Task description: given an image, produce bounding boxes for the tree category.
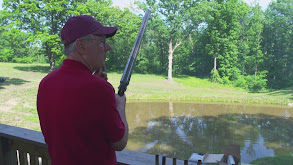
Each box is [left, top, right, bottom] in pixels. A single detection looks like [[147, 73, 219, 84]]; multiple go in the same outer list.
[[135, 10, 169, 74], [246, 4, 264, 89], [1, 0, 115, 69], [0, 26, 32, 63], [1, 0, 74, 69], [205, 0, 244, 82], [139, 0, 209, 82], [0, 8, 33, 63], [262, 0, 293, 88]]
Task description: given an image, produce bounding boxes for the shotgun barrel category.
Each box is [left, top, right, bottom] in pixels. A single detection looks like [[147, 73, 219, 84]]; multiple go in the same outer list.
[[118, 9, 151, 96]]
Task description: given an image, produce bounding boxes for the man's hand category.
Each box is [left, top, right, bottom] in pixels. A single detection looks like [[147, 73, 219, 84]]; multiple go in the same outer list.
[[112, 93, 128, 151], [93, 67, 108, 81], [115, 93, 126, 111]]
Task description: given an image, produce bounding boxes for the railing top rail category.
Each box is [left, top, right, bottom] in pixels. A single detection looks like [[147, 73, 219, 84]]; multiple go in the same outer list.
[[0, 123, 188, 165], [0, 123, 47, 148]]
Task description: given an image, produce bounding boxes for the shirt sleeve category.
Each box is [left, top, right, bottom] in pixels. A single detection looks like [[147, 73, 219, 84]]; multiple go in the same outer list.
[[93, 82, 126, 143]]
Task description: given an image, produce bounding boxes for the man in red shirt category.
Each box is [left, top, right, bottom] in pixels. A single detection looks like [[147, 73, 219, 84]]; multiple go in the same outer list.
[[37, 15, 128, 165]]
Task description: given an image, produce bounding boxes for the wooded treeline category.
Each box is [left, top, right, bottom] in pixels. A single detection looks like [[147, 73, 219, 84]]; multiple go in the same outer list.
[[0, 0, 292, 90]]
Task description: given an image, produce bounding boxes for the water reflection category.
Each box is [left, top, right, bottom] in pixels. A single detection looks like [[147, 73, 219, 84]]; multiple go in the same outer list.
[[125, 102, 293, 163], [241, 135, 274, 163]]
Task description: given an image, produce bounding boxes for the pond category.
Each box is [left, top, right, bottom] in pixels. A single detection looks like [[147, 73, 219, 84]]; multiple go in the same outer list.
[[125, 101, 293, 164]]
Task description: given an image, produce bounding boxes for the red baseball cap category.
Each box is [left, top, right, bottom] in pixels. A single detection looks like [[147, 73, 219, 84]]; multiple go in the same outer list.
[[61, 15, 117, 45]]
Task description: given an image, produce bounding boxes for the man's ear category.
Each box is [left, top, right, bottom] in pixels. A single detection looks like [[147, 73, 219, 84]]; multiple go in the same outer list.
[[75, 39, 86, 54]]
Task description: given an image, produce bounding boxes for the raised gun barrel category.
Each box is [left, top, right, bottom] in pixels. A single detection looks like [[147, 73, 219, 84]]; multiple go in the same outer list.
[[118, 9, 151, 96]]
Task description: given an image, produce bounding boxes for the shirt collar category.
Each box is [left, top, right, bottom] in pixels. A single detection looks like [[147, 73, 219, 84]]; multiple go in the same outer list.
[[61, 59, 92, 73]]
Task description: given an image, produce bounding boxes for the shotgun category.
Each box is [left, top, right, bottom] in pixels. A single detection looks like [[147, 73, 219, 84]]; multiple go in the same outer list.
[[118, 9, 151, 96]]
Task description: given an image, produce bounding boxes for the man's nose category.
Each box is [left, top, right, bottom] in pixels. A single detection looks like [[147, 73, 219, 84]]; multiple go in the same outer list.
[[105, 42, 112, 51]]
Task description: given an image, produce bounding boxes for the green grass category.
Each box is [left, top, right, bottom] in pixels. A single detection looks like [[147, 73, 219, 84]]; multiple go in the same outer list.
[[0, 62, 292, 131], [251, 154, 293, 165], [109, 73, 292, 105]]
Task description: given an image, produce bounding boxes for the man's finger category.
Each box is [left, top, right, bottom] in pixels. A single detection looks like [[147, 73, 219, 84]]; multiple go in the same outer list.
[[102, 66, 106, 72], [102, 71, 108, 80], [97, 71, 108, 81]]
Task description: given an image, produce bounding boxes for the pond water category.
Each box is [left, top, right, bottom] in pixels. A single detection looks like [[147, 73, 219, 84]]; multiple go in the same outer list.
[[125, 101, 293, 163]]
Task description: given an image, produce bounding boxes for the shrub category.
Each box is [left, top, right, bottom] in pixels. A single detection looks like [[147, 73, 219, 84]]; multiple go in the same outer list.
[[233, 75, 248, 89], [0, 48, 13, 62], [245, 71, 268, 91], [210, 69, 223, 84], [12, 57, 34, 63]]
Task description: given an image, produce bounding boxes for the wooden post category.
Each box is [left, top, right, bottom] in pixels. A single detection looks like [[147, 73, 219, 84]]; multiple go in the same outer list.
[[19, 150, 28, 165], [0, 137, 17, 165], [29, 153, 39, 165], [184, 160, 188, 165], [42, 157, 49, 165], [0, 137, 4, 165], [162, 156, 166, 165], [173, 158, 176, 165], [155, 155, 159, 165]]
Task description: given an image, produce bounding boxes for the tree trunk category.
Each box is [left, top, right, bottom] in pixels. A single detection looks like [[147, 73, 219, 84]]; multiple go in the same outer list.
[[50, 52, 56, 70], [253, 63, 258, 89], [159, 38, 165, 74], [167, 36, 187, 82], [254, 34, 261, 89], [189, 34, 194, 53], [50, 60, 55, 70], [45, 42, 54, 70], [36, 54, 39, 63], [168, 38, 173, 82], [253, 49, 258, 89], [214, 55, 217, 74], [168, 52, 173, 82]]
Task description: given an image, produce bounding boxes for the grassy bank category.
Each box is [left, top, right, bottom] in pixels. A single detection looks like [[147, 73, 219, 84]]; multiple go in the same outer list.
[[0, 62, 292, 131], [251, 154, 293, 165]]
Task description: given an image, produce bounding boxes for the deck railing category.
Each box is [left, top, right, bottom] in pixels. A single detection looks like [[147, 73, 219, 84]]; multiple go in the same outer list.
[[0, 124, 194, 165], [0, 124, 50, 165]]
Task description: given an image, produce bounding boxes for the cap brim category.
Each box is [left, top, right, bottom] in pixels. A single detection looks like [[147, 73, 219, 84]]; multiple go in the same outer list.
[[93, 27, 118, 38]]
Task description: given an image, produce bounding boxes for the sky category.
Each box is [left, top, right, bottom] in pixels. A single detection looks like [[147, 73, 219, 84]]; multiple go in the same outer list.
[[112, 0, 139, 9], [112, 0, 273, 10], [243, 0, 273, 9], [0, 0, 273, 11]]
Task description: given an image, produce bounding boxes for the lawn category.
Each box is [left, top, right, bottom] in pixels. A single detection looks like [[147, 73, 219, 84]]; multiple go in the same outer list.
[[251, 154, 293, 165], [0, 62, 292, 131]]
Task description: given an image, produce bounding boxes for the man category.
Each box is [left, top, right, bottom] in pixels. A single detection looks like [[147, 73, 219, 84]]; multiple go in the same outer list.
[[37, 15, 128, 165]]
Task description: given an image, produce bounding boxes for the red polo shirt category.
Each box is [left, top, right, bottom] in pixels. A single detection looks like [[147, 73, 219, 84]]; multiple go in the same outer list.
[[37, 59, 125, 165]]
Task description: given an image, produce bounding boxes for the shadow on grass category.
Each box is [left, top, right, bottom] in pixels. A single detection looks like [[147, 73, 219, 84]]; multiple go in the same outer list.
[[173, 74, 209, 79], [248, 88, 293, 98], [14, 65, 50, 73], [172, 74, 190, 79], [131, 71, 168, 78], [267, 89, 293, 96], [0, 77, 30, 88]]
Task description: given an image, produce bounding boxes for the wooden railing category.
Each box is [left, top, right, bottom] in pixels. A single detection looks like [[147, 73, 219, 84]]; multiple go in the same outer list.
[[0, 124, 194, 165], [0, 124, 50, 165]]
